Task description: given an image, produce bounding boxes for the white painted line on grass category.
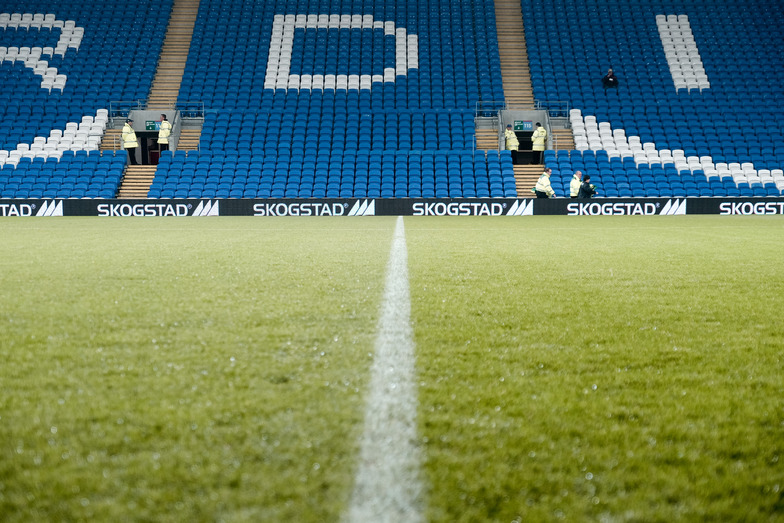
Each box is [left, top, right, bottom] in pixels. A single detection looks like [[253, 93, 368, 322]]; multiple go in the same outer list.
[[344, 216, 425, 523]]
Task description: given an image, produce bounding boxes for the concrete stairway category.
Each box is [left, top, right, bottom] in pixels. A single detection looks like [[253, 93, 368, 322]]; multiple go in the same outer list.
[[146, 0, 200, 109], [552, 129, 575, 151], [475, 129, 500, 150], [514, 165, 543, 198], [475, 0, 540, 198], [117, 165, 157, 199], [475, 0, 535, 157], [176, 128, 201, 152], [494, 0, 535, 107], [99, 128, 123, 152]]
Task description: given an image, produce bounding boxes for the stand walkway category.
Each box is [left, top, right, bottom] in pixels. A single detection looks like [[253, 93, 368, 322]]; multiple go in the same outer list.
[[114, 0, 201, 198]]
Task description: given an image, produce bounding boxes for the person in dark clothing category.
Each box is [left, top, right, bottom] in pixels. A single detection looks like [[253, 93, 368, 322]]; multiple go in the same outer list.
[[578, 174, 598, 198], [602, 68, 618, 91]]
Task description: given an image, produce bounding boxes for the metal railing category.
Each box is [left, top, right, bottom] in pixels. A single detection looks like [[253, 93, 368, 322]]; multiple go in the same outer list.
[[106, 100, 206, 152], [475, 99, 572, 119], [475, 100, 507, 118], [534, 100, 571, 118], [108, 100, 146, 127], [175, 100, 206, 119]]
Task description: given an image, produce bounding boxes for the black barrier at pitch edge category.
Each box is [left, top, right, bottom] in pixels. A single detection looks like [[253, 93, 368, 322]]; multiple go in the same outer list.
[[1, 198, 784, 217]]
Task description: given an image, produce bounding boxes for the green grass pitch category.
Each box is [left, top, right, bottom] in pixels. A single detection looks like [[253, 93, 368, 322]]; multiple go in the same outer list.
[[1, 216, 782, 522]]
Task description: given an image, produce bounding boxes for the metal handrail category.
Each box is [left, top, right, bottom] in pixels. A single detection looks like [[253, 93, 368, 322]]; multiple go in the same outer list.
[[476, 100, 572, 119], [534, 100, 571, 118], [175, 100, 206, 119], [475, 100, 507, 118], [108, 100, 146, 127]]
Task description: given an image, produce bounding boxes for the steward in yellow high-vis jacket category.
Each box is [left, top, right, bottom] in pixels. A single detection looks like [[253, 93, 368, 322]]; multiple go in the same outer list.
[[504, 124, 519, 151], [533, 167, 556, 198], [121, 119, 138, 165], [532, 122, 547, 164], [532, 122, 547, 151], [570, 170, 583, 198], [158, 114, 172, 151]]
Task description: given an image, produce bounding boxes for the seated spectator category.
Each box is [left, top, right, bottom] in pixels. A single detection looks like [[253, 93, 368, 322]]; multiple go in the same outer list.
[[602, 68, 619, 90]]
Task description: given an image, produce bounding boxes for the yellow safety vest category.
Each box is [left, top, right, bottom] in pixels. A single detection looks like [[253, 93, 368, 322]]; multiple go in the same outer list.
[[158, 120, 172, 144], [121, 123, 138, 149], [504, 129, 519, 150], [535, 172, 555, 197], [570, 175, 581, 197], [532, 127, 547, 151]]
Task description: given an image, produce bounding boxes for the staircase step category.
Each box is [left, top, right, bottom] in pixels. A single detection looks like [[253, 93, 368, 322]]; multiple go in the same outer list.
[[146, 0, 199, 110], [551, 129, 575, 151], [514, 165, 546, 198], [495, 0, 534, 106], [476, 129, 500, 150], [478, 0, 535, 158], [116, 165, 158, 198]]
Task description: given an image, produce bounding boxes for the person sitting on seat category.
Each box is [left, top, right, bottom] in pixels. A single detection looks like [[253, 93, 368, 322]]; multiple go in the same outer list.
[[602, 68, 619, 91]]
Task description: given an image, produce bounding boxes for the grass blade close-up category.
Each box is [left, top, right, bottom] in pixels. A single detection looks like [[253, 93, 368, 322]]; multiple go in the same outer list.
[[1, 215, 783, 522]]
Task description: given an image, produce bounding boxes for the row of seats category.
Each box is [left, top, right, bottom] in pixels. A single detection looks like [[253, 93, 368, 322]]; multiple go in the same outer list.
[[148, 182, 516, 200], [548, 177, 780, 198], [0, 153, 123, 199], [0, 110, 108, 164], [199, 109, 476, 151], [149, 148, 516, 199], [158, 148, 514, 171], [544, 147, 784, 197]]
